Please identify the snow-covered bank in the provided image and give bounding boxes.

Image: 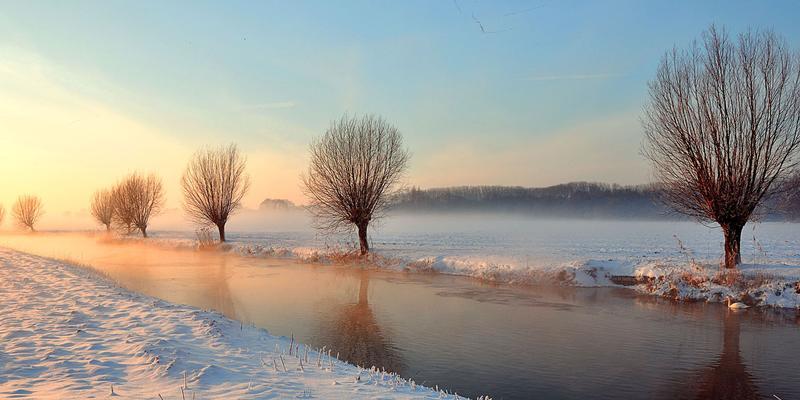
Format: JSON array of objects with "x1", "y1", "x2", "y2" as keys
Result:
[
  {"x1": 376, "y1": 255, "x2": 800, "y2": 309},
  {"x1": 117, "y1": 233, "x2": 800, "y2": 309},
  {"x1": 390, "y1": 256, "x2": 800, "y2": 309},
  {"x1": 628, "y1": 261, "x2": 800, "y2": 308},
  {"x1": 0, "y1": 248, "x2": 477, "y2": 399}
]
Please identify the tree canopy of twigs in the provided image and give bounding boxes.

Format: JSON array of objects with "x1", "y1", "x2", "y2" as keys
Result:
[
  {"x1": 111, "y1": 173, "x2": 165, "y2": 237},
  {"x1": 642, "y1": 25, "x2": 800, "y2": 269},
  {"x1": 12, "y1": 195, "x2": 43, "y2": 232},
  {"x1": 90, "y1": 189, "x2": 115, "y2": 231},
  {"x1": 302, "y1": 114, "x2": 409, "y2": 255},
  {"x1": 111, "y1": 185, "x2": 136, "y2": 235},
  {"x1": 776, "y1": 171, "x2": 800, "y2": 220},
  {"x1": 181, "y1": 144, "x2": 250, "y2": 242}
]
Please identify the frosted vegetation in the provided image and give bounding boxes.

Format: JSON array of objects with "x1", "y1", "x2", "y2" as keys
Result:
[{"x1": 126, "y1": 214, "x2": 800, "y2": 309}]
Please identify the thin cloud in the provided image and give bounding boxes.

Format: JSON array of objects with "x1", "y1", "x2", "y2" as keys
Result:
[
  {"x1": 239, "y1": 101, "x2": 297, "y2": 110},
  {"x1": 524, "y1": 73, "x2": 622, "y2": 82}
]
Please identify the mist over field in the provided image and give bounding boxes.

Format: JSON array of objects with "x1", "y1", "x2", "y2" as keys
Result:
[
  {"x1": 3, "y1": 1, "x2": 800, "y2": 399},
  {"x1": 32, "y1": 206, "x2": 797, "y2": 271}
]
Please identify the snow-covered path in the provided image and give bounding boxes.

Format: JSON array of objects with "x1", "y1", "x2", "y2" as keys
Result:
[{"x1": 0, "y1": 247, "x2": 468, "y2": 399}]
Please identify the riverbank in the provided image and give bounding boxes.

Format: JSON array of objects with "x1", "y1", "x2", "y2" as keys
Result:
[
  {"x1": 237, "y1": 247, "x2": 800, "y2": 309},
  {"x1": 5, "y1": 228, "x2": 800, "y2": 310},
  {"x1": 132, "y1": 234, "x2": 800, "y2": 309},
  {"x1": 0, "y1": 247, "x2": 472, "y2": 399}
]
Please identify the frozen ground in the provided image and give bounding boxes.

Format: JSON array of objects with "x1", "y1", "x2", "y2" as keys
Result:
[
  {"x1": 125, "y1": 217, "x2": 800, "y2": 308},
  {"x1": 0, "y1": 247, "x2": 474, "y2": 399}
]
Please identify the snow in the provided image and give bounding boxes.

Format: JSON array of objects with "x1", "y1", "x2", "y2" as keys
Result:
[
  {"x1": 104, "y1": 219, "x2": 800, "y2": 309},
  {"x1": 624, "y1": 260, "x2": 800, "y2": 305},
  {"x1": 7, "y1": 218, "x2": 800, "y2": 313},
  {"x1": 119, "y1": 232, "x2": 800, "y2": 309},
  {"x1": 0, "y1": 247, "x2": 475, "y2": 399}
]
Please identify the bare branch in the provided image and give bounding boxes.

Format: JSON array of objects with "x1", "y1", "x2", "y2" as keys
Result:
[
  {"x1": 90, "y1": 189, "x2": 115, "y2": 231},
  {"x1": 181, "y1": 144, "x2": 250, "y2": 242},
  {"x1": 111, "y1": 173, "x2": 165, "y2": 237},
  {"x1": 302, "y1": 114, "x2": 410, "y2": 255},
  {"x1": 642, "y1": 25, "x2": 800, "y2": 268},
  {"x1": 12, "y1": 195, "x2": 43, "y2": 231}
]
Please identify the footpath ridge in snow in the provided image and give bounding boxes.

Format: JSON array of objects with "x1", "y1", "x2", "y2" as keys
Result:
[{"x1": 0, "y1": 247, "x2": 475, "y2": 399}]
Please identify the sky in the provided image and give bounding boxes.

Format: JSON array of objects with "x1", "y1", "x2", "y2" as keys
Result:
[{"x1": 1, "y1": 0, "x2": 800, "y2": 217}]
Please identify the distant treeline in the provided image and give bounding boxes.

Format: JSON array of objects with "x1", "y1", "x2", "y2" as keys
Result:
[{"x1": 389, "y1": 182, "x2": 800, "y2": 221}]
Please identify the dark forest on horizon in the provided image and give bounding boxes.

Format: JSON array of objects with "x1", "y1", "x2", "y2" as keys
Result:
[{"x1": 387, "y1": 182, "x2": 800, "y2": 221}]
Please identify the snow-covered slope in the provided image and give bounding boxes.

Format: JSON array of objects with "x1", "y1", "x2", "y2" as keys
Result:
[{"x1": 0, "y1": 248, "x2": 475, "y2": 399}]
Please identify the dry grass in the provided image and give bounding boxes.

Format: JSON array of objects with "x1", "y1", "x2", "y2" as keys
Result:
[
  {"x1": 740, "y1": 272, "x2": 778, "y2": 290},
  {"x1": 674, "y1": 267, "x2": 779, "y2": 291},
  {"x1": 554, "y1": 269, "x2": 574, "y2": 284},
  {"x1": 680, "y1": 271, "x2": 709, "y2": 287},
  {"x1": 195, "y1": 227, "x2": 217, "y2": 250},
  {"x1": 710, "y1": 269, "x2": 739, "y2": 286},
  {"x1": 404, "y1": 258, "x2": 436, "y2": 273},
  {"x1": 637, "y1": 276, "x2": 660, "y2": 293},
  {"x1": 323, "y1": 249, "x2": 364, "y2": 264},
  {"x1": 293, "y1": 247, "x2": 403, "y2": 269}
]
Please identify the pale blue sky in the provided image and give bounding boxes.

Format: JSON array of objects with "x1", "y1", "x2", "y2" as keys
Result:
[{"x1": 2, "y1": 0, "x2": 799, "y2": 210}]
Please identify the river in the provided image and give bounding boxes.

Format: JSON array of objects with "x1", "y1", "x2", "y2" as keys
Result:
[{"x1": 1, "y1": 232, "x2": 798, "y2": 399}]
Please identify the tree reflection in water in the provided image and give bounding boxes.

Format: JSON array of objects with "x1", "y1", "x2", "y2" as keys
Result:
[
  {"x1": 313, "y1": 269, "x2": 405, "y2": 374},
  {"x1": 207, "y1": 255, "x2": 238, "y2": 321},
  {"x1": 672, "y1": 310, "x2": 760, "y2": 400}
]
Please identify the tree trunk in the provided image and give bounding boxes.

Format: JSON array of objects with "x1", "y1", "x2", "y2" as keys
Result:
[
  {"x1": 217, "y1": 222, "x2": 226, "y2": 242},
  {"x1": 141, "y1": 226, "x2": 148, "y2": 238},
  {"x1": 722, "y1": 222, "x2": 743, "y2": 269},
  {"x1": 357, "y1": 222, "x2": 369, "y2": 255},
  {"x1": 105, "y1": 223, "x2": 111, "y2": 232}
]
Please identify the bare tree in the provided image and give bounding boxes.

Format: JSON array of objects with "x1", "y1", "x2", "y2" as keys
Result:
[
  {"x1": 0, "y1": 204, "x2": 5, "y2": 227},
  {"x1": 12, "y1": 195, "x2": 44, "y2": 231},
  {"x1": 302, "y1": 114, "x2": 410, "y2": 255},
  {"x1": 181, "y1": 144, "x2": 250, "y2": 242},
  {"x1": 112, "y1": 173, "x2": 165, "y2": 237},
  {"x1": 776, "y1": 171, "x2": 800, "y2": 220},
  {"x1": 90, "y1": 189, "x2": 115, "y2": 231},
  {"x1": 111, "y1": 184, "x2": 136, "y2": 234},
  {"x1": 643, "y1": 26, "x2": 800, "y2": 269}
]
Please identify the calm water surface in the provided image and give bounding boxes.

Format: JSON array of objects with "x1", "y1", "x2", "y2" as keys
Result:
[{"x1": 1, "y1": 233, "x2": 799, "y2": 400}]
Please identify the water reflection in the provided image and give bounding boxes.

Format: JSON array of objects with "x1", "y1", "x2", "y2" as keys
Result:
[
  {"x1": 2, "y1": 233, "x2": 799, "y2": 400},
  {"x1": 669, "y1": 310, "x2": 760, "y2": 400},
  {"x1": 206, "y1": 255, "x2": 238, "y2": 320},
  {"x1": 311, "y1": 270, "x2": 405, "y2": 374}
]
